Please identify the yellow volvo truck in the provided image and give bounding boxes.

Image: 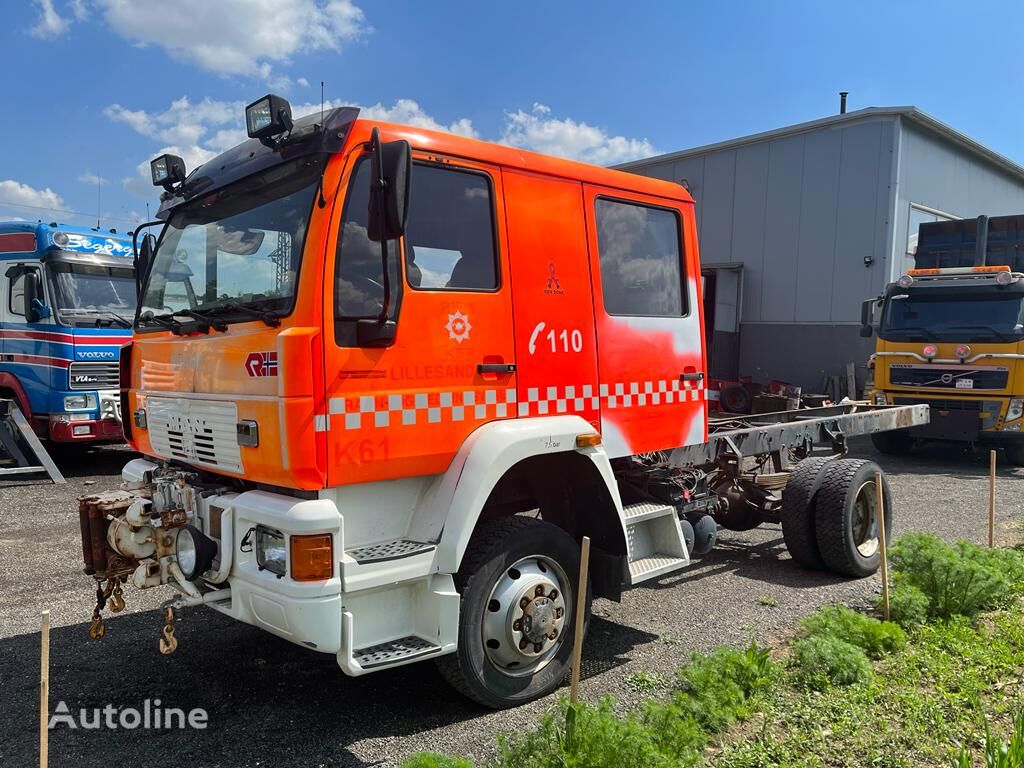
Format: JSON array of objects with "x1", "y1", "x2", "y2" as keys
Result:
[{"x1": 862, "y1": 214, "x2": 1024, "y2": 465}]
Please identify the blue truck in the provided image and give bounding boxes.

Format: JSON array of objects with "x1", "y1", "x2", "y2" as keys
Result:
[{"x1": 0, "y1": 221, "x2": 135, "y2": 444}]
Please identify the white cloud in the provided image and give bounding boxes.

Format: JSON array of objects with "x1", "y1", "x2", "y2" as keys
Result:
[
  {"x1": 499, "y1": 103, "x2": 657, "y2": 165},
  {"x1": 96, "y1": 0, "x2": 367, "y2": 80},
  {"x1": 110, "y1": 96, "x2": 656, "y2": 198},
  {"x1": 0, "y1": 179, "x2": 64, "y2": 211},
  {"x1": 296, "y1": 77, "x2": 310, "y2": 88},
  {"x1": 79, "y1": 172, "x2": 108, "y2": 187},
  {"x1": 30, "y1": 0, "x2": 72, "y2": 38}
]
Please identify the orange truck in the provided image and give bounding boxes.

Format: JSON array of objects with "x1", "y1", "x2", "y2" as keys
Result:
[{"x1": 78, "y1": 94, "x2": 928, "y2": 708}]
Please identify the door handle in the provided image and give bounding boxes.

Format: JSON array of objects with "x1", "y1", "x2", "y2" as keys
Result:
[
  {"x1": 478, "y1": 363, "x2": 516, "y2": 375},
  {"x1": 680, "y1": 372, "x2": 705, "y2": 382}
]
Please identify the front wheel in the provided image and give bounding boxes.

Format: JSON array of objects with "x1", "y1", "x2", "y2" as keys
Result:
[
  {"x1": 1004, "y1": 444, "x2": 1024, "y2": 467},
  {"x1": 436, "y1": 517, "x2": 591, "y2": 708},
  {"x1": 871, "y1": 429, "x2": 914, "y2": 456}
]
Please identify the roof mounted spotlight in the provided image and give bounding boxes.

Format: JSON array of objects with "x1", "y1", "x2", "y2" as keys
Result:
[
  {"x1": 896, "y1": 274, "x2": 914, "y2": 289},
  {"x1": 246, "y1": 93, "x2": 293, "y2": 147},
  {"x1": 150, "y1": 154, "x2": 187, "y2": 192}
]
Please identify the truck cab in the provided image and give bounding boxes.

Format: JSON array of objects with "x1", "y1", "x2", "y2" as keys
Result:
[
  {"x1": 864, "y1": 215, "x2": 1024, "y2": 465},
  {"x1": 0, "y1": 222, "x2": 135, "y2": 444}
]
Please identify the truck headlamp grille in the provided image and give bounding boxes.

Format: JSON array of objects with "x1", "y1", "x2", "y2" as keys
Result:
[{"x1": 1007, "y1": 398, "x2": 1024, "y2": 424}]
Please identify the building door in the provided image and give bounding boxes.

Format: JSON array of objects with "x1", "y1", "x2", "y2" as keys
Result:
[
  {"x1": 582, "y1": 185, "x2": 707, "y2": 458},
  {"x1": 324, "y1": 151, "x2": 516, "y2": 485}
]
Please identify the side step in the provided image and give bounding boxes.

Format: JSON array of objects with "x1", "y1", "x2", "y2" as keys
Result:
[
  {"x1": 353, "y1": 635, "x2": 443, "y2": 670},
  {"x1": 347, "y1": 538, "x2": 435, "y2": 564},
  {"x1": 623, "y1": 502, "x2": 689, "y2": 585}
]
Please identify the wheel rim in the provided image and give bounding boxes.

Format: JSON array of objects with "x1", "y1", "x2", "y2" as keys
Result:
[
  {"x1": 482, "y1": 555, "x2": 570, "y2": 678},
  {"x1": 851, "y1": 480, "x2": 880, "y2": 557}
]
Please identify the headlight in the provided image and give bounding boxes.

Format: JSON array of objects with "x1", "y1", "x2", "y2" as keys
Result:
[
  {"x1": 874, "y1": 393, "x2": 887, "y2": 406},
  {"x1": 175, "y1": 524, "x2": 218, "y2": 581},
  {"x1": 256, "y1": 525, "x2": 286, "y2": 577},
  {"x1": 1007, "y1": 398, "x2": 1024, "y2": 424},
  {"x1": 64, "y1": 394, "x2": 96, "y2": 410}
]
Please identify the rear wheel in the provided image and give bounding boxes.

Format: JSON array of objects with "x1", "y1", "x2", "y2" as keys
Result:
[
  {"x1": 436, "y1": 517, "x2": 590, "y2": 709},
  {"x1": 1005, "y1": 444, "x2": 1024, "y2": 467},
  {"x1": 781, "y1": 456, "x2": 836, "y2": 570},
  {"x1": 871, "y1": 429, "x2": 914, "y2": 456},
  {"x1": 814, "y1": 458, "x2": 893, "y2": 578}
]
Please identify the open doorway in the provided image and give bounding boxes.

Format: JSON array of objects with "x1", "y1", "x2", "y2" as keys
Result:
[{"x1": 700, "y1": 264, "x2": 742, "y2": 381}]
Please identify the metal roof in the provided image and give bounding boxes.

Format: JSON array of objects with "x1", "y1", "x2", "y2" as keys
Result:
[{"x1": 615, "y1": 107, "x2": 1024, "y2": 184}]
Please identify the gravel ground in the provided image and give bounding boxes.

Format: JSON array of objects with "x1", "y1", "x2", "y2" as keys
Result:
[{"x1": 1, "y1": 438, "x2": 1021, "y2": 767}]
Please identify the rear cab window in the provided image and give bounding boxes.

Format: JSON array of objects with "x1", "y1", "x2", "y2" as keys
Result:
[{"x1": 594, "y1": 197, "x2": 686, "y2": 317}]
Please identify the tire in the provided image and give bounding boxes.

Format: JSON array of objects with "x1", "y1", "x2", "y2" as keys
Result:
[
  {"x1": 814, "y1": 458, "x2": 893, "y2": 578},
  {"x1": 720, "y1": 384, "x2": 752, "y2": 414},
  {"x1": 1005, "y1": 444, "x2": 1024, "y2": 467},
  {"x1": 870, "y1": 429, "x2": 914, "y2": 456},
  {"x1": 781, "y1": 456, "x2": 836, "y2": 570},
  {"x1": 436, "y1": 517, "x2": 591, "y2": 709}
]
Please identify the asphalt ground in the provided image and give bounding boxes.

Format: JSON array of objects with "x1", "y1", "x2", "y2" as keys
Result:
[{"x1": 1, "y1": 439, "x2": 1022, "y2": 767}]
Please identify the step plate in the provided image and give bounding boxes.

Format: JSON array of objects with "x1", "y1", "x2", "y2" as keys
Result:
[
  {"x1": 347, "y1": 539, "x2": 435, "y2": 564},
  {"x1": 629, "y1": 554, "x2": 688, "y2": 584},
  {"x1": 354, "y1": 635, "x2": 442, "y2": 669}
]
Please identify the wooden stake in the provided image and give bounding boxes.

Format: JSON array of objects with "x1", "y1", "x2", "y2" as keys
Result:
[
  {"x1": 989, "y1": 449, "x2": 997, "y2": 548},
  {"x1": 569, "y1": 536, "x2": 591, "y2": 704},
  {"x1": 875, "y1": 472, "x2": 889, "y2": 622},
  {"x1": 40, "y1": 610, "x2": 50, "y2": 768}
]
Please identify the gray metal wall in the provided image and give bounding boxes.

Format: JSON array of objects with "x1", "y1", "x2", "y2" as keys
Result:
[
  {"x1": 892, "y1": 118, "x2": 1024, "y2": 277},
  {"x1": 634, "y1": 115, "x2": 897, "y2": 390}
]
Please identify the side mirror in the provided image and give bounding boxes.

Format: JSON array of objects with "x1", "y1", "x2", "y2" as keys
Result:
[
  {"x1": 859, "y1": 298, "x2": 874, "y2": 338},
  {"x1": 24, "y1": 272, "x2": 49, "y2": 322},
  {"x1": 368, "y1": 131, "x2": 411, "y2": 242},
  {"x1": 138, "y1": 233, "x2": 156, "y2": 279}
]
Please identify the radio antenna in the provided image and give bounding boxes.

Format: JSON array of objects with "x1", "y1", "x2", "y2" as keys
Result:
[
  {"x1": 320, "y1": 80, "x2": 325, "y2": 126},
  {"x1": 96, "y1": 174, "x2": 101, "y2": 229}
]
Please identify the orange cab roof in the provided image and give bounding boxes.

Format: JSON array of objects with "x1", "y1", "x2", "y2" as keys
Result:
[{"x1": 363, "y1": 119, "x2": 693, "y2": 205}]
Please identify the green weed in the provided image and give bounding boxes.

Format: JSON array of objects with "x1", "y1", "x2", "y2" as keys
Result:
[
  {"x1": 888, "y1": 533, "x2": 1024, "y2": 619},
  {"x1": 952, "y1": 711, "x2": 1024, "y2": 768},
  {"x1": 800, "y1": 604, "x2": 906, "y2": 658},
  {"x1": 791, "y1": 634, "x2": 873, "y2": 690},
  {"x1": 623, "y1": 669, "x2": 670, "y2": 694}
]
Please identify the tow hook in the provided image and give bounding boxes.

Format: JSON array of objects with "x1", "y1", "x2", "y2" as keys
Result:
[
  {"x1": 88, "y1": 577, "x2": 125, "y2": 640},
  {"x1": 159, "y1": 606, "x2": 178, "y2": 655}
]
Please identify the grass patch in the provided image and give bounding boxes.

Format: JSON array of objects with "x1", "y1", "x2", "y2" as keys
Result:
[
  {"x1": 714, "y1": 603, "x2": 1024, "y2": 767},
  {"x1": 757, "y1": 595, "x2": 779, "y2": 607},
  {"x1": 400, "y1": 754, "x2": 474, "y2": 768},
  {"x1": 622, "y1": 669, "x2": 670, "y2": 694}
]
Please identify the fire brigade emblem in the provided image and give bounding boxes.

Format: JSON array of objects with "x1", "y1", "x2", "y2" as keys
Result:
[{"x1": 446, "y1": 311, "x2": 472, "y2": 344}]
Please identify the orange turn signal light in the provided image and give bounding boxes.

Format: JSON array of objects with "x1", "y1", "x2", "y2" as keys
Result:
[
  {"x1": 907, "y1": 268, "x2": 940, "y2": 275},
  {"x1": 576, "y1": 433, "x2": 603, "y2": 448},
  {"x1": 973, "y1": 265, "x2": 1010, "y2": 273},
  {"x1": 290, "y1": 533, "x2": 333, "y2": 581}
]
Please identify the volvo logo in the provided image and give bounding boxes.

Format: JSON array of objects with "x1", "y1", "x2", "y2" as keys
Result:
[
  {"x1": 940, "y1": 373, "x2": 954, "y2": 384},
  {"x1": 79, "y1": 351, "x2": 116, "y2": 360}
]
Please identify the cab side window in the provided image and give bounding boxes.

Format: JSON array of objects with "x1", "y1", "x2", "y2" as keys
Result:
[
  {"x1": 405, "y1": 164, "x2": 497, "y2": 291},
  {"x1": 594, "y1": 198, "x2": 686, "y2": 317}
]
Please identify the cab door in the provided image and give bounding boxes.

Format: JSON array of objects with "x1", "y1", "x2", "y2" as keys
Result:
[
  {"x1": 582, "y1": 185, "x2": 707, "y2": 458},
  {"x1": 323, "y1": 148, "x2": 516, "y2": 485}
]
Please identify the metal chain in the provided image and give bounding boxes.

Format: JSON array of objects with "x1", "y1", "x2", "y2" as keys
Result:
[
  {"x1": 109, "y1": 578, "x2": 126, "y2": 613},
  {"x1": 88, "y1": 582, "x2": 106, "y2": 640}
]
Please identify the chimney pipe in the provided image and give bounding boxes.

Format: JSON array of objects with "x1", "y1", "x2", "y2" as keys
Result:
[{"x1": 839, "y1": 91, "x2": 848, "y2": 114}]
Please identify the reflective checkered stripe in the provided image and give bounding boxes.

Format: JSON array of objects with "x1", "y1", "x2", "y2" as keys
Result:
[{"x1": 316, "y1": 378, "x2": 704, "y2": 432}]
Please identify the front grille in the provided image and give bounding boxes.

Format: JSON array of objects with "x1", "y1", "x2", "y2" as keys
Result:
[
  {"x1": 889, "y1": 365, "x2": 1009, "y2": 390},
  {"x1": 68, "y1": 361, "x2": 120, "y2": 390},
  {"x1": 146, "y1": 397, "x2": 242, "y2": 474},
  {"x1": 893, "y1": 397, "x2": 982, "y2": 412}
]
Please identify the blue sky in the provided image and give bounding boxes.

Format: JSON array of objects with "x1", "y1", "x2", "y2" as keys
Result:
[{"x1": 2, "y1": 0, "x2": 1023, "y2": 231}]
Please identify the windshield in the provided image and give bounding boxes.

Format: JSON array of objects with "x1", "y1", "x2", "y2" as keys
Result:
[
  {"x1": 139, "y1": 156, "x2": 322, "y2": 327},
  {"x1": 880, "y1": 290, "x2": 1024, "y2": 343},
  {"x1": 48, "y1": 262, "x2": 136, "y2": 327}
]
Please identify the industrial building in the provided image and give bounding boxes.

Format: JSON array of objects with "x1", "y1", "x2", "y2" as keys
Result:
[{"x1": 618, "y1": 106, "x2": 1024, "y2": 393}]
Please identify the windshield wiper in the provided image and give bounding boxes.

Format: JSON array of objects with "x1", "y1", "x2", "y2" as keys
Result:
[
  {"x1": 96, "y1": 311, "x2": 132, "y2": 328},
  {"x1": 176, "y1": 308, "x2": 228, "y2": 332},
  {"x1": 203, "y1": 299, "x2": 282, "y2": 328},
  {"x1": 139, "y1": 311, "x2": 188, "y2": 335}
]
